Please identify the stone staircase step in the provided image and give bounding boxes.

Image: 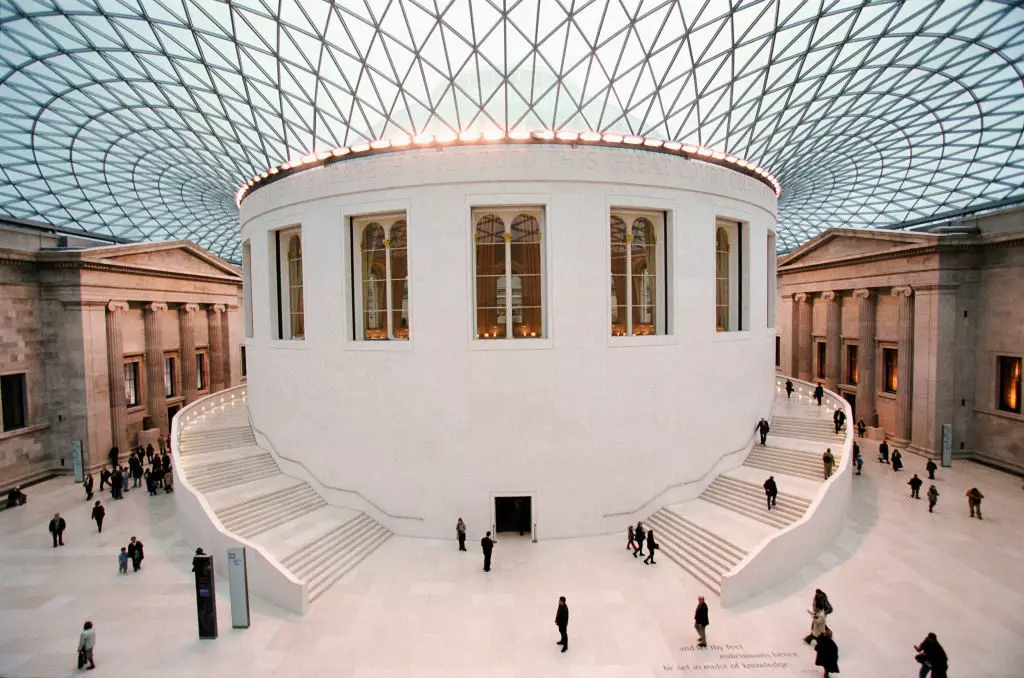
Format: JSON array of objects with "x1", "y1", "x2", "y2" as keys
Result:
[
  {"x1": 647, "y1": 510, "x2": 743, "y2": 575},
  {"x1": 699, "y1": 486, "x2": 796, "y2": 530},
  {"x1": 661, "y1": 508, "x2": 747, "y2": 561},
  {"x1": 743, "y1": 457, "x2": 826, "y2": 482},
  {"x1": 281, "y1": 513, "x2": 371, "y2": 572},
  {"x1": 217, "y1": 483, "x2": 310, "y2": 520},
  {"x1": 225, "y1": 492, "x2": 327, "y2": 539},
  {"x1": 645, "y1": 514, "x2": 725, "y2": 595},
  {"x1": 709, "y1": 476, "x2": 809, "y2": 519},
  {"x1": 307, "y1": 523, "x2": 393, "y2": 602},
  {"x1": 189, "y1": 465, "x2": 282, "y2": 493}
]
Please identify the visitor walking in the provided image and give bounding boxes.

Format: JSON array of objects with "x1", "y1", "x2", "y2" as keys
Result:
[
  {"x1": 83, "y1": 473, "x2": 94, "y2": 501},
  {"x1": 633, "y1": 521, "x2": 646, "y2": 558},
  {"x1": 763, "y1": 476, "x2": 778, "y2": 510},
  {"x1": 91, "y1": 501, "x2": 105, "y2": 533},
  {"x1": 694, "y1": 596, "x2": 709, "y2": 647},
  {"x1": 908, "y1": 474, "x2": 923, "y2": 499},
  {"x1": 643, "y1": 528, "x2": 658, "y2": 564},
  {"x1": 927, "y1": 485, "x2": 939, "y2": 513},
  {"x1": 786, "y1": 379, "x2": 794, "y2": 398},
  {"x1": 120, "y1": 467, "x2": 130, "y2": 494},
  {"x1": 99, "y1": 466, "x2": 111, "y2": 491},
  {"x1": 48, "y1": 512, "x2": 67, "y2": 548},
  {"x1": 151, "y1": 455, "x2": 162, "y2": 488},
  {"x1": 833, "y1": 407, "x2": 846, "y2": 434},
  {"x1": 878, "y1": 439, "x2": 890, "y2": 464},
  {"x1": 110, "y1": 466, "x2": 123, "y2": 500},
  {"x1": 966, "y1": 487, "x2": 983, "y2": 519},
  {"x1": 856, "y1": 419, "x2": 866, "y2": 437},
  {"x1": 555, "y1": 596, "x2": 569, "y2": 652},
  {"x1": 77, "y1": 621, "x2": 96, "y2": 670},
  {"x1": 146, "y1": 443, "x2": 155, "y2": 464},
  {"x1": 144, "y1": 469, "x2": 156, "y2": 495},
  {"x1": 481, "y1": 531, "x2": 495, "y2": 572},
  {"x1": 914, "y1": 632, "x2": 948, "y2": 678},
  {"x1": 814, "y1": 628, "x2": 840, "y2": 677},
  {"x1": 627, "y1": 524, "x2": 636, "y2": 551},
  {"x1": 814, "y1": 383, "x2": 824, "y2": 406},
  {"x1": 755, "y1": 417, "x2": 770, "y2": 445},
  {"x1": 127, "y1": 536, "x2": 144, "y2": 571},
  {"x1": 163, "y1": 465, "x2": 174, "y2": 492},
  {"x1": 811, "y1": 589, "x2": 833, "y2": 619},
  {"x1": 129, "y1": 455, "x2": 143, "y2": 488},
  {"x1": 456, "y1": 518, "x2": 467, "y2": 551},
  {"x1": 892, "y1": 449, "x2": 903, "y2": 472},
  {"x1": 118, "y1": 547, "x2": 128, "y2": 574},
  {"x1": 822, "y1": 449, "x2": 835, "y2": 480},
  {"x1": 926, "y1": 459, "x2": 937, "y2": 480},
  {"x1": 852, "y1": 442, "x2": 863, "y2": 475},
  {"x1": 804, "y1": 608, "x2": 827, "y2": 645}
]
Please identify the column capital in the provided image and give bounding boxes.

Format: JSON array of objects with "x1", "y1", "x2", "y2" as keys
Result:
[
  {"x1": 209, "y1": 303, "x2": 227, "y2": 314},
  {"x1": 106, "y1": 300, "x2": 129, "y2": 313},
  {"x1": 182, "y1": 303, "x2": 200, "y2": 314},
  {"x1": 891, "y1": 286, "x2": 913, "y2": 298},
  {"x1": 821, "y1": 290, "x2": 837, "y2": 301},
  {"x1": 852, "y1": 288, "x2": 873, "y2": 300},
  {"x1": 793, "y1": 292, "x2": 809, "y2": 303},
  {"x1": 146, "y1": 301, "x2": 168, "y2": 313}
]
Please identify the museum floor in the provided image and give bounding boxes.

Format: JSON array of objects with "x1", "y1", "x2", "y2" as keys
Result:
[{"x1": 0, "y1": 443, "x2": 1021, "y2": 677}]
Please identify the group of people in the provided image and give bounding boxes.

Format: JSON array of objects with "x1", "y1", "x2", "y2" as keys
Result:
[
  {"x1": 84, "y1": 445, "x2": 174, "y2": 504},
  {"x1": 118, "y1": 536, "x2": 145, "y2": 574},
  {"x1": 626, "y1": 520, "x2": 659, "y2": 564}
]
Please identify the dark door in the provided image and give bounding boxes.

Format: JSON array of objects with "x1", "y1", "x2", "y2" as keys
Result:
[
  {"x1": 843, "y1": 393, "x2": 856, "y2": 420},
  {"x1": 167, "y1": 404, "x2": 181, "y2": 426},
  {"x1": 494, "y1": 496, "x2": 532, "y2": 535}
]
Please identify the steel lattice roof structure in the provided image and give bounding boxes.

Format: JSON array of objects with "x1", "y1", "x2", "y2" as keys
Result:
[{"x1": 1, "y1": 1, "x2": 1023, "y2": 262}]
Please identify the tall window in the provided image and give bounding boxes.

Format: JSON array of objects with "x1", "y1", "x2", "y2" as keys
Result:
[
  {"x1": 124, "y1": 361, "x2": 141, "y2": 407},
  {"x1": 163, "y1": 356, "x2": 177, "y2": 397},
  {"x1": 715, "y1": 219, "x2": 747, "y2": 331},
  {"x1": 274, "y1": 227, "x2": 304, "y2": 340},
  {"x1": 883, "y1": 348, "x2": 898, "y2": 393},
  {"x1": 775, "y1": 336, "x2": 781, "y2": 367},
  {"x1": 847, "y1": 345, "x2": 859, "y2": 385},
  {"x1": 766, "y1": 230, "x2": 777, "y2": 328},
  {"x1": 997, "y1": 356, "x2": 1021, "y2": 414},
  {"x1": 240, "y1": 346, "x2": 247, "y2": 378},
  {"x1": 352, "y1": 213, "x2": 409, "y2": 340},
  {"x1": 0, "y1": 373, "x2": 27, "y2": 431},
  {"x1": 610, "y1": 209, "x2": 666, "y2": 336},
  {"x1": 242, "y1": 240, "x2": 253, "y2": 338},
  {"x1": 816, "y1": 341, "x2": 827, "y2": 379},
  {"x1": 474, "y1": 207, "x2": 544, "y2": 339},
  {"x1": 715, "y1": 227, "x2": 730, "y2": 331},
  {"x1": 196, "y1": 352, "x2": 207, "y2": 391}
]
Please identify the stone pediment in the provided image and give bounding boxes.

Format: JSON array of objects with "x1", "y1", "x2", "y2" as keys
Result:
[
  {"x1": 82, "y1": 241, "x2": 241, "y2": 280},
  {"x1": 780, "y1": 229, "x2": 938, "y2": 268}
]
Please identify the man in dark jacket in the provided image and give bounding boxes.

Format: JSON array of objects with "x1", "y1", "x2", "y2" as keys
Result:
[
  {"x1": 48, "y1": 512, "x2": 67, "y2": 547},
  {"x1": 126, "y1": 536, "x2": 144, "y2": 572},
  {"x1": 755, "y1": 418, "x2": 770, "y2": 445},
  {"x1": 832, "y1": 407, "x2": 846, "y2": 434},
  {"x1": 763, "y1": 476, "x2": 778, "y2": 510},
  {"x1": 785, "y1": 379, "x2": 794, "y2": 398},
  {"x1": 99, "y1": 466, "x2": 111, "y2": 491},
  {"x1": 813, "y1": 383, "x2": 824, "y2": 406},
  {"x1": 814, "y1": 628, "x2": 839, "y2": 677},
  {"x1": 644, "y1": 529, "x2": 658, "y2": 565},
  {"x1": 481, "y1": 531, "x2": 495, "y2": 572},
  {"x1": 110, "y1": 466, "x2": 123, "y2": 499},
  {"x1": 878, "y1": 440, "x2": 890, "y2": 464},
  {"x1": 915, "y1": 632, "x2": 948, "y2": 678},
  {"x1": 555, "y1": 596, "x2": 569, "y2": 652},
  {"x1": 90, "y1": 501, "x2": 105, "y2": 532},
  {"x1": 908, "y1": 474, "x2": 923, "y2": 499},
  {"x1": 694, "y1": 596, "x2": 709, "y2": 647},
  {"x1": 129, "y1": 455, "x2": 143, "y2": 488},
  {"x1": 926, "y1": 459, "x2": 938, "y2": 480},
  {"x1": 633, "y1": 521, "x2": 646, "y2": 558}
]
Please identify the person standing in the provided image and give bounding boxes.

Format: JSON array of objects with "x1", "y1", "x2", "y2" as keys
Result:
[
  {"x1": 110, "y1": 466, "x2": 123, "y2": 500},
  {"x1": 966, "y1": 487, "x2": 983, "y2": 519},
  {"x1": 77, "y1": 620, "x2": 96, "y2": 670},
  {"x1": 926, "y1": 459, "x2": 937, "y2": 480},
  {"x1": 145, "y1": 443, "x2": 155, "y2": 464},
  {"x1": 908, "y1": 474, "x2": 923, "y2": 499},
  {"x1": 822, "y1": 449, "x2": 835, "y2": 480},
  {"x1": 83, "y1": 474, "x2": 94, "y2": 501},
  {"x1": 118, "y1": 547, "x2": 129, "y2": 574},
  {"x1": 763, "y1": 476, "x2": 778, "y2": 510},
  {"x1": 626, "y1": 524, "x2": 636, "y2": 552},
  {"x1": 144, "y1": 469, "x2": 155, "y2": 496},
  {"x1": 633, "y1": 521, "x2": 646, "y2": 558},
  {"x1": 555, "y1": 596, "x2": 569, "y2": 652},
  {"x1": 892, "y1": 449, "x2": 903, "y2": 472},
  {"x1": 785, "y1": 379, "x2": 794, "y2": 398},
  {"x1": 914, "y1": 632, "x2": 948, "y2": 678},
  {"x1": 126, "y1": 536, "x2": 144, "y2": 571},
  {"x1": 99, "y1": 466, "x2": 111, "y2": 491},
  {"x1": 814, "y1": 628, "x2": 840, "y2": 677},
  {"x1": 48, "y1": 512, "x2": 66, "y2": 548},
  {"x1": 151, "y1": 455, "x2": 163, "y2": 488},
  {"x1": 694, "y1": 596, "x2": 709, "y2": 648},
  {"x1": 456, "y1": 518, "x2": 467, "y2": 551},
  {"x1": 878, "y1": 439, "x2": 890, "y2": 464},
  {"x1": 832, "y1": 408, "x2": 846, "y2": 434},
  {"x1": 91, "y1": 501, "x2": 105, "y2": 533},
  {"x1": 161, "y1": 450, "x2": 171, "y2": 474},
  {"x1": 644, "y1": 528, "x2": 658, "y2": 565},
  {"x1": 856, "y1": 419, "x2": 866, "y2": 437},
  {"x1": 755, "y1": 418, "x2": 770, "y2": 445},
  {"x1": 481, "y1": 531, "x2": 495, "y2": 572},
  {"x1": 129, "y1": 454, "x2": 143, "y2": 488},
  {"x1": 927, "y1": 485, "x2": 939, "y2": 513},
  {"x1": 852, "y1": 442, "x2": 863, "y2": 475},
  {"x1": 813, "y1": 383, "x2": 824, "y2": 406},
  {"x1": 107, "y1": 446, "x2": 119, "y2": 471}
]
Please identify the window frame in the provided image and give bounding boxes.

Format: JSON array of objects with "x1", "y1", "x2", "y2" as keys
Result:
[
  {"x1": 242, "y1": 239, "x2": 254, "y2": 338},
  {"x1": 775, "y1": 336, "x2": 781, "y2": 368},
  {"x1": 195, "y1": 350, "x2": 208, "y2": 393},
  {"x1": 163, "y1": 353, "x2": 178, "y2": 398},
  {"x1": 714, "y1": 217, "x2": 749, "y2": 332},
  {"x1": 883, "y1": 347, "x2": 899, "y2": 394},
  {"x1": 0, "y1": 372, "x2": 28, "y2": 432},
  {"x1": 996, "y1": 355, "x2": 1022, "y2": 414},
  {"x1": 816, "y1": 340, "x2": 827, "y2": 380},
  {"x1": 609, "y1": 208, "x2": 668, "y2": 337},
  {"x1": 240, "y1": 346, "x2": 247, "y2": 379},
  {"x1": 272, "y1": 225, "x2": 304, "y2": 341},
  {"x1": 846, "y1": 343, "x2": 859, "y2": 386},
  {"x1": 766, "y1": 229, "x2": 777, "y2": 328},
  {"x1": 124, "y1": 358, "x2": 143, "y2": 408},
  {"x1": 350, "y1": 211, "x2": 410, "y2": 341}
]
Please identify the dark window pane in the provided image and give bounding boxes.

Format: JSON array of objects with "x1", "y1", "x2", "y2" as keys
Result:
[
  {"x1": 0, "y1": 373, "x2": 27, "y2": 431},
  {"x1": 998, "y1": 356, "x2": 1021, "y2": 413}
]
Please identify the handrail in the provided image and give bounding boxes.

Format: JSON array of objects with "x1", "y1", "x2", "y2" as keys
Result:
[{"x1": 248, "y1": 413, "x2": 424, "y2": 523}]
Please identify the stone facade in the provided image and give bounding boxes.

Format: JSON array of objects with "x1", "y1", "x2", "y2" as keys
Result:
[
  {"x1": 0, "y1": 219, "x2": 244, "y2": 486},
  {"x1": 776, "y1": 206, "x2": 1024, "y2": 473}
]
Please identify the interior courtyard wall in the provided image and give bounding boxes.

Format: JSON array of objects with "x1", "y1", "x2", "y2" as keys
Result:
[{"x1": 241, "y1": 145, "x2": 778, "y2": 538}]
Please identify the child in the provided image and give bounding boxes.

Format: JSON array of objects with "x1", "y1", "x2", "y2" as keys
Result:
[{"x1": 118, "y1": 547, "x2": 128, "y2": 574}]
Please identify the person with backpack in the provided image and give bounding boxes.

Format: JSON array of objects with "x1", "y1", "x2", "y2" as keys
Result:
[{"x1": 926, "y1": 459, "x2": 938, "y2": 480}]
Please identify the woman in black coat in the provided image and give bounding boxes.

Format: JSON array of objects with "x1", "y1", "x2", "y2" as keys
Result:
[
  {"x1": 643, "y1": 529, "x2": 658, "y2": 565},
  {"x1": 814, "y1": 629, "x2": 839, "y2": 676}
]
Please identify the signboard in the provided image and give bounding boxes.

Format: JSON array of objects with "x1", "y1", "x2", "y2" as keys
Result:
[
  {"x1": 226, "y1": 548, "x2": 250, "y2": 629},
  {"x1": 941, "y1": 424, "x2": 953, "y2": 467},
  {"x1": 71, "y1": 441, "x2": 84, "y2": 483}
]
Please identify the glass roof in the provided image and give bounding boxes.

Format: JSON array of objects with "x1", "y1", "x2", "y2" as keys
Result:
[{"x1": 1, "y1": 0, "x2": 1022, "y2": 262}]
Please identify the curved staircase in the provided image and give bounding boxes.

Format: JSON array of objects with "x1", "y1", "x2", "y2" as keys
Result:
[
  {"x1": 176, "y1": 390, "x2": 391, "y2": 605},
  {"x1": 646, "y1": 378, "x2": 851, "y2": 598}
]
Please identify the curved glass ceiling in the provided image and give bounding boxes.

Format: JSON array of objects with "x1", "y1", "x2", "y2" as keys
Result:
[{"x1": 1, "y1": 1, "x2": 1022, "y2": 261}]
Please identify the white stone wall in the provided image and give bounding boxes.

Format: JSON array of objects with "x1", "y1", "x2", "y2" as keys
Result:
[{"x1": 240, "y1": 144, "x2": 778, "y2": 538}]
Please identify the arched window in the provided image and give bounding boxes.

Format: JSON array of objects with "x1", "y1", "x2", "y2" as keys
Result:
[
  {"x1": 287, "y1": 235, "x2": 304, "y2": 339},
  {"x1": 610, "y1": 210, "x2": 666, "y2": 336},
  {"x1": 273, "y1": 226, "x2": 304, "y2": 340},
  {"x1": 715, "y1": 227, "x2": 730, "y2": 332},
  {"x1": 474, "y1": 207, "x2": 545, "y2": 339},
  {"x1": 353, "y1": 213, "x2": 409, "y2": 340}
]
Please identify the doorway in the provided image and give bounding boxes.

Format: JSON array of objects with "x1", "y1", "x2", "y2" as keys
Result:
[
  {"x1": 494, "y1": 496, "x2": 532, "y2": 536},
  {"x1": 167, "y1": 404, "x2": 181, "y2": 427},
  {"x1": 842, "y1": 392, "x2": 856, "y2": 420}
]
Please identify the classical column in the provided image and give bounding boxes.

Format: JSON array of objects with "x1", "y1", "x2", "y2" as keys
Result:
[
  {"x1": 822, "y1": 291, "x2": 842, "y2": 391},
  {"x1": 853, "y1": 289, "x2": 877, "y2": 426},
  {"x1": 144, "y1": 302, "x2": 169, "y2": 436},
  {"x1": 179, "y1": 303, "x2": 200, "y2": 404},
  {"x1": 893, "y1": 286, "x2": 914, "y2": 442},
  {"x1": 795, "y1": 293, "x2": 813, "y2": 381},
  {"x1": 105, "y1": 301, "x2": 130, "y2": 458},
  {"x1": 208, "y1": 304, "x2": 226, "y2": 392},
  {"x1": 220, "y1": 305, "x2": 232, "y2": 386}
]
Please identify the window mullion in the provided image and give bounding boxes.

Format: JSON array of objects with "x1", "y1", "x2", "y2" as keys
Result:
[
  {"x1": 384, "y1": 239, "x2": 394, "y2": 340},
  {"x1": 625, "y1": 236, "x2": 633, "y2": 336},
  {"x1": 504, "y1": 230, "x2": 513, "y2": 339}
]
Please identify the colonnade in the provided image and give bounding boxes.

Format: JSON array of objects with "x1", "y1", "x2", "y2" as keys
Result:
[{"x1": 104, "y1": 301, "x2": 232, "y2": 451}]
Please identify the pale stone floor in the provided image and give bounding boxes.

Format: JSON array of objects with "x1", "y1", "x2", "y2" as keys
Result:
[{"x1": 1, "y1": 446, "x2": 1022, "y2": 678}]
